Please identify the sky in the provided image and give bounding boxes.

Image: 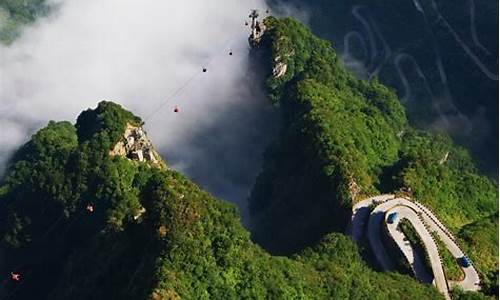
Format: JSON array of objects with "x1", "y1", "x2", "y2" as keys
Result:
[{"x1": 0, "y1": 0, "x2": 282, "y2": 221}]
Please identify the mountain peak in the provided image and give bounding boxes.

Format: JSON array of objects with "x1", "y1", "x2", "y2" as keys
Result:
[
  {"x1": 75, "y1": 101, "x2": 142, "y2": 143},
  {"x1": 109, "y1": 123, "x2": 166, "y2": 169}
]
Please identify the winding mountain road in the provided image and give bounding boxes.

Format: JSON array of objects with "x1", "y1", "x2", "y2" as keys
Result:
[
  {"x1": 385, "y1": 205, "x2": 449, "y2": 299},
  {"x1": 385, "y1": 208, "x2": 433, "y2": 284},
  {"x1": 349, "y1": 195, "x2": 480, "y2": 300}
]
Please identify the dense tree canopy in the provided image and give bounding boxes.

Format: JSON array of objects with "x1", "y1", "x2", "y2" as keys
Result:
[
  {"x1": 248, "y1": 17, "x2": 498, "y2": 296},
  {"x1": 0, "y1": 101, "x2": 443, "y2": 299},
  {"x1": 0, "y1": 16, "x2": 496, "y2": 300},
  {"x1": 250, "y1": 17, "x2": 409, "y2": 254}
]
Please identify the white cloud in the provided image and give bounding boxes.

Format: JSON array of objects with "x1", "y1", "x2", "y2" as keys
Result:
[{"x1": 0, "y1": 0, "x2": 278, "y2": 220}]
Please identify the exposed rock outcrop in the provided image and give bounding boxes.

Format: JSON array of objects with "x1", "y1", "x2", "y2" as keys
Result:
[
  {"x1": 133, "y1": 206, "x2": 147, "y2": 221},
  {"x1": 272, "y1": 49, "x2": 293, "y2": 78},
  {"x1": 248, "y1": 10, "x2": 266, "y2": 47},
  {"x1": 348, "y1": 178, "x2": 361, "y2": 200},
  {"x1": 272, "y1": 61, "x2": 287, "y2": 78},
  {"x1": 109, "y1": 123, "x2": 166, "y2": 168},
  {"x1": 439, "y1": 152, "x2": 449, "y2": 165}
]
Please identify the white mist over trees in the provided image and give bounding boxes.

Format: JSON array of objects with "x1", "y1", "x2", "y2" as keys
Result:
[{"x1": 0, "y1": 0, "x2": 278, "y2": 219}]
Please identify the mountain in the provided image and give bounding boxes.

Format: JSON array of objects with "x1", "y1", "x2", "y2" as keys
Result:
[
  {"x1": 247, "y1": 16, "x2": 498, "y2": 296},
  {"x1": 0, "y1": 16, "x2": 496, "y2": 300},
  {"x1": 268, "y1": 0, "x2": 499, "y2": 177},
  {"x1": 0, "y1": 101, "x2": 442, "y2": 299}
]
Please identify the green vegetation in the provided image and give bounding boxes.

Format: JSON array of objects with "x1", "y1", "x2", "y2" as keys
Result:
[
  {"x1": 0, "y1": 15, "x2": 496, "y2": 299},
  {"x1": 398, "y1": 219, "x2": 433, "y2": 278},
  {"x1": 394, "y1": 131, "x2": 498, "y2": 295},
  {"x1": 382, "y1": 226, "x2": 413, "y2": 276},
  {"x1": 452, "y1": 287, "x2": 496, "y2": 300},
  {"x1": 248, "y1": 16, "x2": 498, "y2": 297},
  {"x1": 430, "y1": 232, "x2": 462, "y2": 281},
  {"x1": 0, "y1": 101, "x2": 443, "y2": 299},
  {"x1": 458, "y1": 214, "x2": 499, "y2": 296},
  {"x1": 394, "y1": 130, "x2": 498, "y2": 231},
  {"x1": 268, "y1": 0, "x2": 499, "y2": 177},
  {"x1": 250, "y1": 16, "x2": 406, "y2": 254},
  {"x1": 0, "y1": 0, "x2": 51, "y2": 44}
]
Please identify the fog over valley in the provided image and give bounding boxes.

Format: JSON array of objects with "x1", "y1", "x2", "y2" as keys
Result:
[{"x1": 0, "y1": 0, "x2": 279, "y2": 219}]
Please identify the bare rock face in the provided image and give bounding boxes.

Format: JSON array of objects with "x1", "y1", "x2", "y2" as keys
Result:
[
  {"x1": 439, "y1": 152, "x2": 449, "y2": 165},
  {"x1": 348, "y1": 178, "x2": 361, "y2": 200},
  {"x1": 247, "y1": 15, "x2": 288, "y2": 78},
  {"x1": 109, "y1": 123, "x2": 166, "y2": 168},
  {"x1": 273, "y1": 61, "x2": 287, "y2": 78},
  {"x1": 248, "y1": 11, "x2": 266, "y2": 47}
]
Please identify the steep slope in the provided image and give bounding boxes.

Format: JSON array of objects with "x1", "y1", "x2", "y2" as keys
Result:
[
  {"x1": 247, "y1": 17, "x2": 498, "y2": 296},
  {"x1": 0, "y1": 15, "x2": 496, "y2": 300},
  {"x1": 267, "y1": 0, "x2": 499, "y2": 177},
  {"x1": 249, "y1": 16, "x2": 407, "y2": 254},
  {"x1": 0, "y1": 101, "x2": 442, "y2": 299}
]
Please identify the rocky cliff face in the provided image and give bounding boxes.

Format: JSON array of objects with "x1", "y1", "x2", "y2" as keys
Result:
[
  {"x1": 248, "y1": 16, "x2": 290, "y2": 80},
  {"x1": 109, "y1": 123, "x2": 166, "y2": 168},
  {"x1": 348, "y1": 178, "x2": 361, "y2": 200},
  {"x1": 272, "y1": 57, "x2": 287, "y2": 78},
  {"x1": 248, "y1": 11, "x2": 266, "y2": 47}
]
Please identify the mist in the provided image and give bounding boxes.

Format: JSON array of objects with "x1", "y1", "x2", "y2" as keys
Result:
[
  {"x1": 268, "y1": 0, "x2": 498, "y2": 177},
  {"x1": 0, "y1": 0, "x2": 280, "y2": 221}
]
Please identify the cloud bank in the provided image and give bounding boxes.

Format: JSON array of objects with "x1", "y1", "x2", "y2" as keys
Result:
[{"x1": 0, "y1": 0, "x2": 279, "y2": 221}]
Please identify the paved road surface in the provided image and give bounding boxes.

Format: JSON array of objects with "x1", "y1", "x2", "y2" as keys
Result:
[
  {"x1": 386, "y1": 206, "x2": 449, "y2": 299},
  {"x1": 349, "y1": 194, "x2": 395, "y2": 243},
  {"x1": 385, "y1": 211, "x2": 434, "y2": 284},
  {"x1": 349, "y1": 195, "x2": 481, "y2": 300}
]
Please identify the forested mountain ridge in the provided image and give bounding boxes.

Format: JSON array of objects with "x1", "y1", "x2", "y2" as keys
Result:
[
  {"x1": 0, "y1": 101, "x2": 443, "y2": 299},
  {"x1": 0, "y1": 16, "x2": 496, "y2": 300},
  {"x1": 248, "y1": 16, "x2": 498, "y2": 296},
  {"x1": 267, "y1": 0, "x2": 499, "y2": 177}
]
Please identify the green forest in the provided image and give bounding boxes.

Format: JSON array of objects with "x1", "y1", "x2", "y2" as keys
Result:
[
  {"x1": 0, "y1": 15, "x2": 497, "y2": 300},
  {"x1": 267, "y1": 0, "x2": 499, "y2": 177},
  {"x1": 248, "y1": 16, "x2": 498, "y2": 297},
  {"x1": 0, "y1": 102, "x2": 442, "y2": 299},
  {"x1": 0, "y1": 0, "x2": 51, "y2": 44}
]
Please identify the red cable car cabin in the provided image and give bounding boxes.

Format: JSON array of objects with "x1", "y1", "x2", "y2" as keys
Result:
[{"x1": 11, "y1": 272, "x2": 20, "y2": 281}]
